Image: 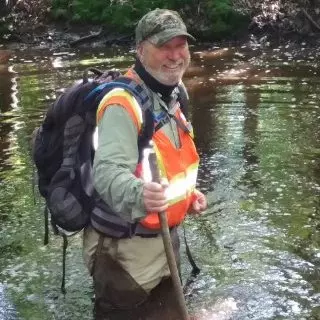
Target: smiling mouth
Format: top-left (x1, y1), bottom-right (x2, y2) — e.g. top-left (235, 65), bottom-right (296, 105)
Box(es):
top-left (164, 64), bottom-right (182, 70)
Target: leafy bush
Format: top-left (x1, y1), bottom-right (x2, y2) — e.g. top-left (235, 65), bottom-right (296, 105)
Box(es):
top-left (51, 0), bottom-right (70, 20)
top-left (205, 0), bottom-right (250, 38)
top-left (51, 0), bottom-right (249, 38)
top-left (0, 19), bottom-right (10, 40)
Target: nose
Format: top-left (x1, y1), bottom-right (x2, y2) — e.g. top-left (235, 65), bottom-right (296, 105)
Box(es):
top-left (167, 48), bottom-right (181, 61)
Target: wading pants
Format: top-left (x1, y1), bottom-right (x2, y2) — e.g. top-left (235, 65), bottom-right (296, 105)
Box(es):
top-left (83, 225), bottom-right (181, 319)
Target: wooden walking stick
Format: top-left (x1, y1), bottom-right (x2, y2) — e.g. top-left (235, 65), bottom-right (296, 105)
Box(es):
top-left (148, 142), bottom-right (190, 320)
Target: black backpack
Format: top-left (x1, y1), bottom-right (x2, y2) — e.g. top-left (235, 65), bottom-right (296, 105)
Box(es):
top-left (33, 69), bottom-right (150, 232)
top-left (32, 68), bottom-right (189, 292)
top-left (33, 68), bottom-right (189, 235)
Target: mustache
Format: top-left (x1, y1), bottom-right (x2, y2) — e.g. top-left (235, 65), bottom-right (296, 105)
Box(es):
top-left (162, 61), bottom-right (187, 69)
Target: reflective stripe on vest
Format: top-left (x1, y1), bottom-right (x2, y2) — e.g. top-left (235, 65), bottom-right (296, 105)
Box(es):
top-left (97, 88), bottom-right (143, 130)
top-left (93, 87), bottom-right (143, 151)
top-left (165, 164), bottom-right (198, 204)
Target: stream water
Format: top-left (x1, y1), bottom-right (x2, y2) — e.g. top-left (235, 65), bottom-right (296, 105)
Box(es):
top-left (0, 44), bottom-right (319, 319)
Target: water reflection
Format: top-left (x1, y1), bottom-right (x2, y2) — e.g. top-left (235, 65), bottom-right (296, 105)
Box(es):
top-left (0, 285), bottom-right (17, 320)
top-left (0, 46), bottom-right (319, 320)
top-left (0, 63), bottom-right (13, 173)
top-left (241, 85), bottom-right (260, 189)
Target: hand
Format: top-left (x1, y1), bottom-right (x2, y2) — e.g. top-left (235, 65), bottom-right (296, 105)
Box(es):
top-left (189, 189), bottom-right (207, 215)
top-left (143, 181), bottom-right (168, 212)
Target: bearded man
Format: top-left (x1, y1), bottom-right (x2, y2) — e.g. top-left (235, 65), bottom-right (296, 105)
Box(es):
top-left (83, 8), bottom-right (207, 319)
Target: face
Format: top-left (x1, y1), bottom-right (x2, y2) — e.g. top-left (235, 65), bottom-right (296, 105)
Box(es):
top-left (137, 36), bottom-right (190, 86)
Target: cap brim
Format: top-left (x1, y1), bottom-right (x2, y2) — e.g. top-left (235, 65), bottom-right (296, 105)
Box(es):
top-left (148, 29), bottom-right (195, 46)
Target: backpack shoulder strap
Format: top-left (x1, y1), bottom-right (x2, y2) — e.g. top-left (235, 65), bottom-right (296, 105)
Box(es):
top-left (85, 76), bottom-right (152, 111)
top-left (177, 81), bottom-right (189, 119)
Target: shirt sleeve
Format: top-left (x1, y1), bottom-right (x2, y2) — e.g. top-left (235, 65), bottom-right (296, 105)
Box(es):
top-left (92, 104), bottom-right (147, 222)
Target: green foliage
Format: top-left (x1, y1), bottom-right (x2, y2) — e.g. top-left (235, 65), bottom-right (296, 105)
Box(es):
top-left (52, 0), bottom-right (176, 30)
top-left (51, 0), bottom-right (71, 20)
top-left (51, 0), bottom-right (249, 39)
top-left (204, 0), bottom-right (250, 39)
top-left (51, 8), bottom-right (69, 20)
top-left (0, 14), bottom-right (13, 40)
top-left (0, 21), bottom-right (8, 38)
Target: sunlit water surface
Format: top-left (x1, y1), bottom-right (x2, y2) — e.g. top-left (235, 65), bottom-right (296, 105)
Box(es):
top-left (0, 44), bottom-right (319, 320)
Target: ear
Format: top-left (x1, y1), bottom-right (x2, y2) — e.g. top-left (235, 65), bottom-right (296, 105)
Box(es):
top-left (136, 43), bottom-right (144, 59)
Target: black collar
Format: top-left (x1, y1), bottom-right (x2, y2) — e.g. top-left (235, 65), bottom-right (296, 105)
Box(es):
top-left (133, 58), bottom-right (177, 103)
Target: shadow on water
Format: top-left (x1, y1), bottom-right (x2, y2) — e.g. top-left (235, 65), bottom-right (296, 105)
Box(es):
top-left (0, 45), bottom-right (320, 319)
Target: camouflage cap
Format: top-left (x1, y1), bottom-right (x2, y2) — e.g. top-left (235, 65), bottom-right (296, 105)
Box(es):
top-left (135, 8), bottom-right (195, 46)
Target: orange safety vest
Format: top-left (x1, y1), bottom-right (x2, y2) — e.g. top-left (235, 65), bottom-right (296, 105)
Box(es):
top-left (96, 69), bottom-right (199, 230)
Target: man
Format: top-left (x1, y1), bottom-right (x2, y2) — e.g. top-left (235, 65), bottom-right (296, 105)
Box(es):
top-left (83, 8), bottom-right (207, 319)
